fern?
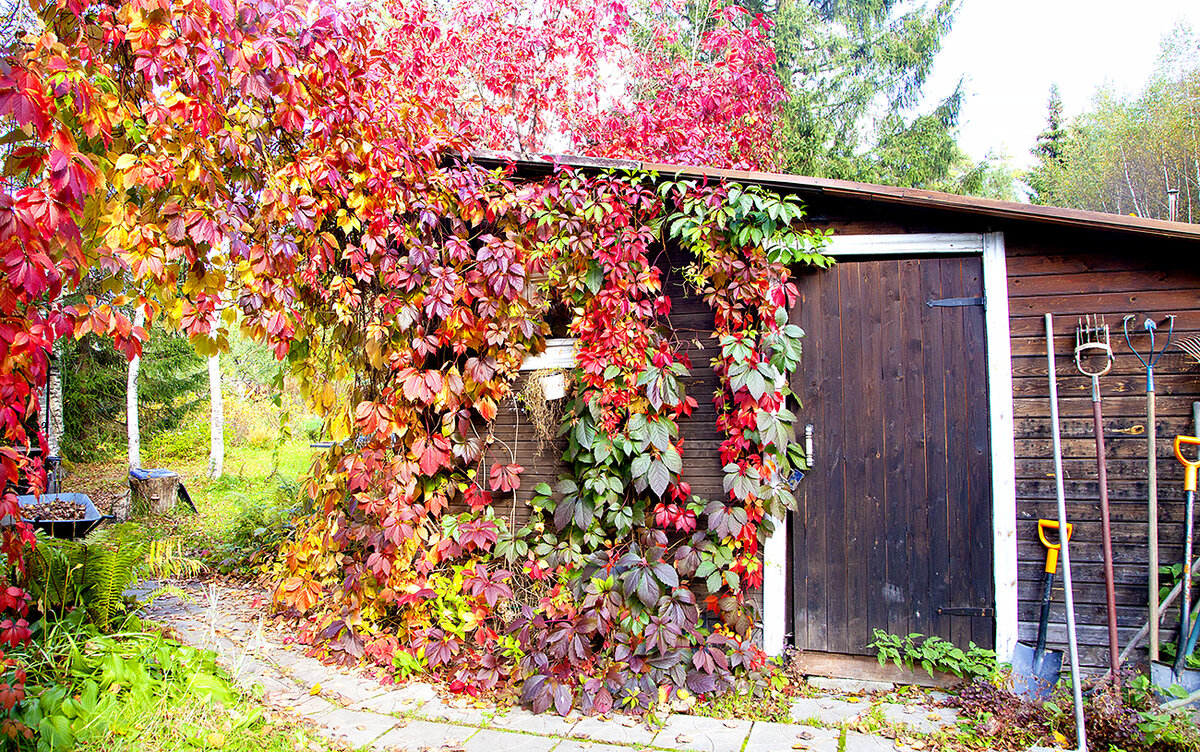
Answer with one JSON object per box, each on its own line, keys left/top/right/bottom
{"left": 21, "top": 523, "right": 204, "bottom": 631}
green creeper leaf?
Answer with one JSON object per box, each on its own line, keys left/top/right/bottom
{"left": 661, "top": 445, "right": 682, "bottom": 474}
{"left": 647, "top": 460, "right": 671, "bottom": 496}
{"left": 648, "top": 419, "right": 671, "bottom": 452}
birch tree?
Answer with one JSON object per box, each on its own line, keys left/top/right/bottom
{"left": 207, "top": 352, "right": 223, "bottom": 479}
{"left": 127, "top": 306, "right": 145, "bottom": 468}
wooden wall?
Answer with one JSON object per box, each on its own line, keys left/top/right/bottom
{"left": 1004, "top": 226, "right": 1200, "bottom": 672}
{"left": 491, "top": 184, "right": 1200, "bottom": 675}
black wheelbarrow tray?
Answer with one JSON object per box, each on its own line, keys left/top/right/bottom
{"left": 5, "top": 493, "right": 111, "bottom": 539}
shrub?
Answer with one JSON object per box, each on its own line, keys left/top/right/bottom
{"left": 869, "top": 629, "right": 997, "bottom": 681}
{"left": 204, "top": 476, "right": 304, "bottom": 574}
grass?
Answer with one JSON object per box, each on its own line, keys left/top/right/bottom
{"left": 15, "top": 611, "right": 342, "bottom": 752}
{"left": 690, "top": 689, "right": 794, "bottom": 723}
{"left": 60, "top": 428, "right": 318, "bottom": 571}
{"left": 76, "top": 684, "right": 333, "bottom": 752}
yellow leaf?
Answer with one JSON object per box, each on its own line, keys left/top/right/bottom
{"left": 206, "top": 732, "right": 227, "bottom": 748}
{"left": 114, "top": 153, "right": 137, "bottom": 171}
{"left": 309, "top": 683, "right": 321, "bottom": 696}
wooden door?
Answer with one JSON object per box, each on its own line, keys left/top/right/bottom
{"left": 790, "top": 256, "right": 994, "bottom": 657}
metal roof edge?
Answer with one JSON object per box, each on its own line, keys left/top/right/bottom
{"left": 465, "top": 150, "right": 1200, "bottom": 242}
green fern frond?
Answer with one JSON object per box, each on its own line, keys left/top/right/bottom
{"left": 141, "top": 538, "right": 204, "bottom": 580}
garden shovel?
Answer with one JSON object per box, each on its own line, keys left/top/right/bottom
{"left": 1013, "top": 519, "right": 1072, "bottom": 701}
{"left": 1151, "top": 435, "right": 1200, "bottom": 694}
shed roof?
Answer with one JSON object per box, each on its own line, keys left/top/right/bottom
{"left": 471, "top": 151, "right": 1200, "bottom": 243}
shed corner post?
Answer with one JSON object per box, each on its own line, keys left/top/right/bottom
{"left": 762, "top": 514, "right": 787, "bottom": 656}
{"left": 983, "top": 230, "right": 1019, "bottom": 662}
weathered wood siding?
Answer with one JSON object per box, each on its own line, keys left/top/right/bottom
{"left": 1004, "top": 227, "right": 1200, "bottom": 672}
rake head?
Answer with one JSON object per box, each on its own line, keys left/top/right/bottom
{"left": 1178, "top": 335, "right": 1200, "bottom": 366}
{"left": 1075, "top": 314, "right": 1114, "bottom": 377}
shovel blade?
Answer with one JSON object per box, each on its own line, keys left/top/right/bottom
{"left": 1012, "top": 642, "right": 1063, "bottom": 701}
{"left": 1150, "top": 660, "right": 1200, "bottom": 700}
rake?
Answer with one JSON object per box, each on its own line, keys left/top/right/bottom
{"left": 1180, "top": 335, "right": 1200, "bottom": 367}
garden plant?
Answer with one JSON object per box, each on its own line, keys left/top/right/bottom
{"left": 0, "top": 0, "right": 834, "bottom": 740}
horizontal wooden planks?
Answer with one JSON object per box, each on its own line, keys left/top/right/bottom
{"left": 1004, "top": 226, "right": 1200, "bottom": 674}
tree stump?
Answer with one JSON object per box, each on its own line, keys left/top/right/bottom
{"left": 128, "top": 470, "right": 181, "bottom": 515}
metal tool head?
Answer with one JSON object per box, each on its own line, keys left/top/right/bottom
{"left": 1124, "top": 314, "right": 1177, "bottom": 371}
{"left": 1012, "top": 642, "right": 1064, "bottom": 701}
{"left": 1075, "top": 315, "right": 1114, "bottom": 377}
{"left": 1178, "top": 335, "right": 1200, "bottom": 367}
{"left": 1150, "top": 659, "right": 1200, "bottom": 696}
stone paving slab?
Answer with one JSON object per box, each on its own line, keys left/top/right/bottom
{"left": 490, "top": 708, "right": 580, "bottom": 737}
{"left": 791, "top": 697, "right": 867, "bottom": 725}
{"left": 841, "top": 732, "right": 901, "bottom": 752}
{"left": 372, "top": 718, "right": 478, "bottom": 751}
{"left": 569, "top": 716, "right": 660, "bottom": 747}
{"left": 551, "top": 740, "right": 639, "bottom": 752}
{"left": 313, "top": 670, "right": 392, "bottom": 705}
{"left": 744, "top": 721, "right": 840, "bottom": 752}
{"left": 314, "top": 706, "right": 401, "bottom": 747}
{"left": 808, "top": 677, "right": 894, "bottom": 694}
{"left": 877, "top": 702, "right": 959, "bottom": 733}
{"left": 140, "top": 584, "right": 967, "bottom": 752}
{"left": 461, "top": 728, "right": 559, "bottom": 752}
{"left": 420, "top": 697, "right": 490, "bottom": 725}
{"left": 652, "top": 714, "right": 752, "bottom": 752}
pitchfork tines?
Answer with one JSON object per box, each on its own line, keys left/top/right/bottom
{"left": 1075, "top": 315, "right": 1114, "bottom": 378}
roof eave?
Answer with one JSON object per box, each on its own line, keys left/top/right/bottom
{"left": 467, "top": 150, "right": 1200, "bottom": 243}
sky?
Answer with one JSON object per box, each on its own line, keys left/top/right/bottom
{"left": 923, "top": 0, "right": 1200, "bottom": 170}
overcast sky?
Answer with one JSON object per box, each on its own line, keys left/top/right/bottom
{"left": 923, "top": 0, "right": 1200, "bottom": 169}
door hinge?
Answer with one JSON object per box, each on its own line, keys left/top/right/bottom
{"left": 927, "top": 296, "right": 985, "bottom": 308}
{"left": 926, "top": 293, "right": 984, "bottom": 305}
{"left": 936, "top": 606, "right": 994, "bottom": 618}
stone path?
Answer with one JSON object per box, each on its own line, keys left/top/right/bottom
{"left": 140, "top": 582, "right": 964, "bottom": 752}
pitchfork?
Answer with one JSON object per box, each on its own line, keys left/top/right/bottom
{"left": 1126, "top": 314, "right": 1176, "bottom": 662}
{"left": 1076, "top": 315, "right": 1120, "bottom": 681}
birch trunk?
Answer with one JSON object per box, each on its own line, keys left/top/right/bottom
{"left": 207, "top": 352, "right": 223, "bottom": 479}
{"left": 127, "top": 307, "right": 145, "bottom": 468}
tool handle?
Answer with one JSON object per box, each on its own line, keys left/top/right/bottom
{"left": 1037, "top": 519, "right": 1072, "bottom": 574}
{"left": 1175, "top": 435, "right": 1200, "bottom": 493}
{"left": 1035, "top": 571, "right": 1056, "bottom": 658}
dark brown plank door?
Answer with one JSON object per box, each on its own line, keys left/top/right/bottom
{"left": 791, "top": 256, "right": 995, "bottom": 657}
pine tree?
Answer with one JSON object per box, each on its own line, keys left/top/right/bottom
{"left": 1025, "top": 84, "right": 1068, "bottom": 204}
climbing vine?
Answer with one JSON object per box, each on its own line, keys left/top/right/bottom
{"left": 0, "top": 0, "right": 825, "bottom": 732}
{"left": 267, "top": 169, "right": 830, "bottom": 714}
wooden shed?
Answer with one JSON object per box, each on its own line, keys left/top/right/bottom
{"left": 477, "top": 152, "right": 1200, "bottom": 679}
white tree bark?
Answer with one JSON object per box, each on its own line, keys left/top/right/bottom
{"left": 207, "top": 352, "right": 223, "bottom": 479}
{"left": 127, "top": 307, "right": 146, "bottom": 468}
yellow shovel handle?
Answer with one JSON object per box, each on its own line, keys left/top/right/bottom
{"left": 1037, "top": 519, "right": 1072, "bottom": 574}
{"left": 1176, "top": 435, "right": 1200, "bottom": 493}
